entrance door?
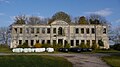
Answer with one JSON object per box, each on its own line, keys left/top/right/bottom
{"left": 58, "top": 39, "right": 63, "bottom": 45}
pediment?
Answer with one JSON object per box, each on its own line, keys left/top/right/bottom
{"left": 51, "top": 20, "right": 68, "bottom": 25}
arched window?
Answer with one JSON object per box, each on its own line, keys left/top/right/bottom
{"left": 58, "top": 27, "right": 63, "bottom": 35}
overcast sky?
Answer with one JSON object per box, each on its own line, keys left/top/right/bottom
{"left": 0, "top": 0, "right": 120, "bottom": 27}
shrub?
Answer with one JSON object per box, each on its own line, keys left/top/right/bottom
{"left": 64, "top": 43, "right": 70, "bottom": 48}
{"left": 91, "top": 43, "right": 99, "bottom": 50}
{"left": 112, "top": 43, "right": 120, "bottom": 51}
{"left": 86, "top": 43, "right": 90, "bottom": 48}
{"left": 17, "top": 44, "right": 23, "bottom": 48}
{"left": 17, "top": 42, "right": 29, "bottom": 48}
{"left": 42, "top": 44, "right": 51, "bottom": 48}
{"left": 79, "top": 43, "right": 87, "bottom": 48}
{"left": 34, "top": 43, "right": 42, "bottom": 48}
{"left": 52, "top": 44, "right": 63, "bottom": 51}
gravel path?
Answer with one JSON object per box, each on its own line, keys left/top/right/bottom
{"left": 50, "top": 53, "right": 110, "bottom": 67}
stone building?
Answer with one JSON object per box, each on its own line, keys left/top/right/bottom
{"left": 10, "top": 20, "right": 109, "bottom": 49}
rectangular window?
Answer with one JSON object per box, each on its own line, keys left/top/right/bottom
{"left": 53, "top": 40, "right": 56, "bottom": 44}
{"left": 76, "top": 40, "right": 79, "bottom": 46}
{"left": 81, "top": 40, "right": 84, "bottom": 44}
{"left": 47, "top": 40, "right": 50, "bottom": 44}
{"left": 14, "top": 28, "right": 17, "bottom": 33}
{"left": 64, "top": 40, "right": 68, "bottom": 45}
{"left": 36, "top": 28, "right": 39, "bottom": 34}
{"left": 42, "top": 28, "right": 45, "bottom": 34}
{"left": 81, "top": 28, "right": 84, "bottom": 34}
{"left": 103, "top": 28, "right": 106, "bottom": 34}
{"left": 92, "top": 40, "right": 96, "bottom": 45}
{"left": 19, "top": 40, "right": 22, "bottom": 45}
{"left": 42, "top": 40, "right": 45, "bottom": 44}
{"left": 86, "top": 28, "right": 89, "bottom": 34}
{"left": 53, "top": 28, "right": 56, "bottom": 34}
{"left": 75, "top": 28, "right": 79, "bottom": 34}
{"left": 71, "top": 40, "right": 74, "bottom": 46}
{"left": 86, "top": 40, "right": 90, "bottom": 44}
{"left": 25, "top": 40, "right": 28, "bottom": 44}
{"left": 31, "top": 40, "right": 34, "bottom": 46}
{"left": 26, "top": 28, "right": 29, "bottom": 34}
{"left": 31, "top": 28, "right": 34, "bottom": 34}
{"left": 92, "top": 28, "right": 95, "bottom": 34}
{"left": 47, "top": 28, "right": 50, "bottom": 34}
{"left": 20, "top": 28, "right": 22, "bottom": 34}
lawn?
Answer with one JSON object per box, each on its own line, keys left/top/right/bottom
{"left": 102, "top": 56, "right": 120, "bottom": 67}
{"left": 0, "top": 55, "right": 72, "bottom": 67}
{"left": 93, "top": 49, "right": 120, "bottom": 53}
{"left": 0, "top": 45, "right": 12, "bottom": 53}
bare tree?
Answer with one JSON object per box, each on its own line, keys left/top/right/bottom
{"left": 14, "top": 15, "right": 27, "bottom": 24}
{"left": 109, "top": 26, "right": 120, "bottom": 44}
{"left": 0, "top": 27, "right": 10, "bottom": 45}
{"left": 73, "top": 16, "right": 80, "bottom": 24}
{"left": 87, "top": 14, "right": 108, "bottom": 24}
{"left": 27, "top": 16, "right": 48, "bottom": 25}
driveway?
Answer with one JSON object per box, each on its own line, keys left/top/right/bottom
{"left": 50, "top": 53, "right": 110, "bottom": 67}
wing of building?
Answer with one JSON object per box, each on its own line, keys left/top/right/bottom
{"left": 10, "top": 20, "right": 109, "bottom": 49}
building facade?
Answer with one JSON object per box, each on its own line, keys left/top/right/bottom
{"left": 10, "top": 20, "right": 109, "bottom": 49}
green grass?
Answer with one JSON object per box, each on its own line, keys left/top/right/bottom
{"left": 0, "top": 47, "right": 12, "bottom": 53}
{"left": 102, "top": 56, "right": 120, "bottom": 67}
{"left": 93, "top": 49, "right": 120, "bottom": 53}
{"left": 0, "top": 55, "right": 72, "bottom": 67}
